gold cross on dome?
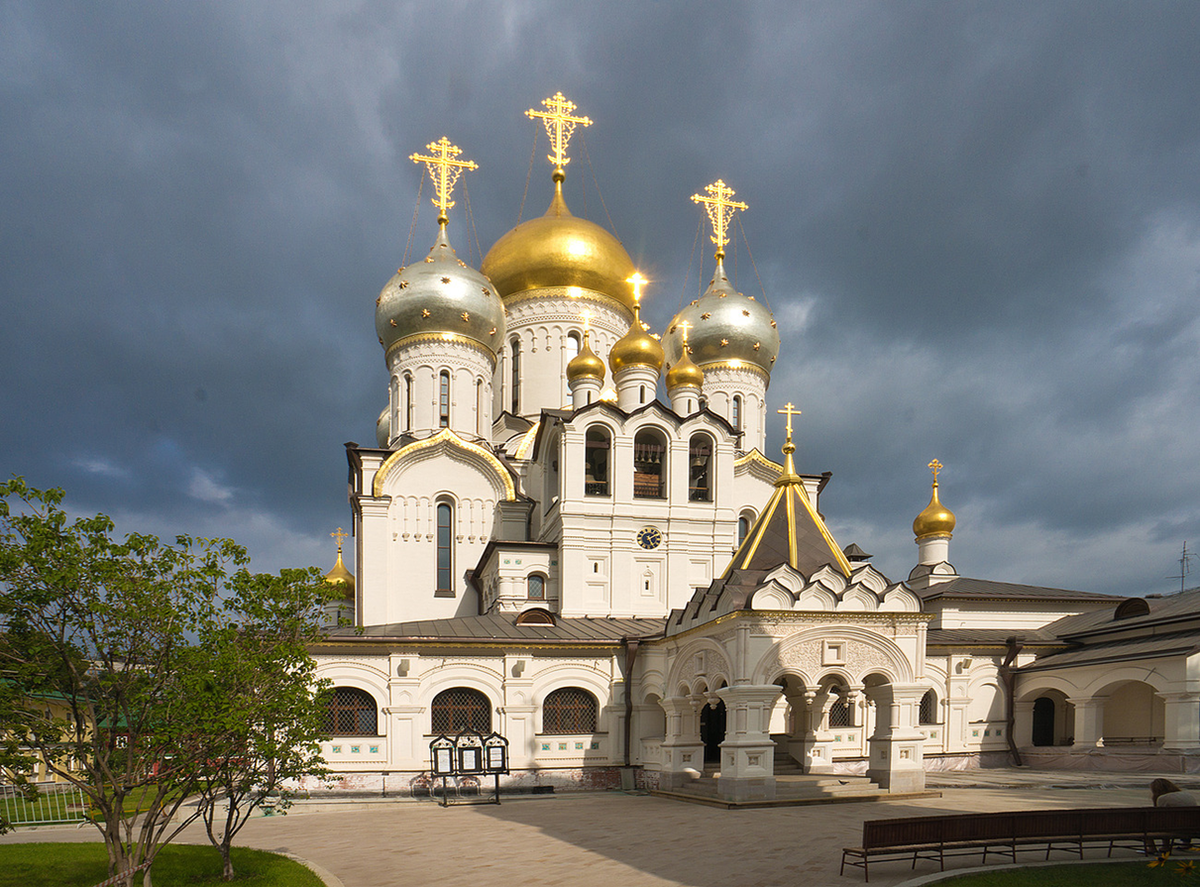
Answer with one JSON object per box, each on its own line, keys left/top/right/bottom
{"left": 409, "top": 137, "right": 478, "bottom": 226}
{"left": 331, "top": 527, "right": 349, "bottom": 555}
{"left": 777, "top": 402, "right": 801, "bottom": 439}
{"left": 627, "top": 272, "right": 647, "bottom": 305}
{"left": 928, "top": 459, "right": 943, "bottom": 483}
{"left": 526, "top": 91, "right": 592, "bottom": 170}
{"left": 678, "top": 320, "right": 692, "bottom": 345}
{"left": 691, "top": 180, "right": 748, "bottom": 260}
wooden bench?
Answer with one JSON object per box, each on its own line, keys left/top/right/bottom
{"left": 840, "top": 806, "right": 1200, "bottom": 881}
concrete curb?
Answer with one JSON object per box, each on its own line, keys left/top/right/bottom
{"left": 281, "top": 850, "right": 346, "bottom": 887}
{"left": 893, "top": 856, "right": 1142, "bottom": 886}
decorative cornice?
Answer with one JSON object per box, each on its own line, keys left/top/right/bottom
{"left": 734, "top": 449, "right": 784, "bottom": 474}
{"left": 385, "top": 331, "right": 497, "bottom": 363}
{"left": 372, "top": 428, "right": 516, "bottom": 499}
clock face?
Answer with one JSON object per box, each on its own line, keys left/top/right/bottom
{"left": 636, "top": 526, "right": 663, "bottom": 550}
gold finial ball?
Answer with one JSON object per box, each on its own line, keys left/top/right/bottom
{"left": 913, "top": 475, "right": 957, "bottom": 539}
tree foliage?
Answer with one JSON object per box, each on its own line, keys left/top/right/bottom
{"left": 0, "top": 480, "right": 334, "bottom": 885}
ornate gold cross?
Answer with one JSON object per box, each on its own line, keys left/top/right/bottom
{"left": 331, "top": 527, "right": 349, "bottom": 555}
{"left": 777, "top": 402, "right": 801, "bottom": 439}
{"left": 928, "top": 459, "right": 943, "bottom": 483}
{"left": 678, "top": 320, "right": 692, "bottom": 345}
{"left": 409, "top": 137, "right": 478, "bottom": 226}
{"left": 691, "top": 179, "right": 748, "bottom": 260}
{"left": 627, "top": 272, "right": 647, "bottom": 305}
{"left": 526, "top": 91, "right": 592, "bottom": 169}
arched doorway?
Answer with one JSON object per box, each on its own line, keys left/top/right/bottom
{"left": 700, "top": 699, "right": 726, "bottom": 764}
{"left": 1032, "top": 696, "right": 1056, "bottom": 747}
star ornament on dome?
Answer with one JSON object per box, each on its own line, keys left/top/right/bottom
{"left": 409, "top": 137, "right": 478, "bottom": 227}
{"left": 691, "top": 180, "right": 747, "bottom": 260}
{"left": 527, "top": 92, "right": 592, "bottom": 170}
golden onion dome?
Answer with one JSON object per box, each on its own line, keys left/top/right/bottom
{"left": 375, "top": 228, "right": 506, "bottom": 360}
{"left": 375, "top": 405, "right": 390, "bottom": 448}
{"left": 324, "top": 549, "right": 356, "bottom": 600}
{"left": 566, "top": 329, "right": 606, "bottom": 384}
{"left": 662, "top": 260, "right": 780, "bottom": 376}
{"left": 609, "top": 301, "right": 664, "bottom": 374}
{"left": 481, "top": 172, "right": 638, "bottom": 311}
{"left": 913, "top": 482, "right": 957, "bottom": 539}
{"left": 665, "top": 344, "right": 704, "bottom": 391}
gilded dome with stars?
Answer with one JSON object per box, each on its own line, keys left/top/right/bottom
{"left": 375, "top": 228, "right": 507, "bottom": 360}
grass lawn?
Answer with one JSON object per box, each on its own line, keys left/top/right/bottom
{"left": 936, "top": 860, "right": 1188, "bottom": 885}
{"left": 0, "top": 843, "right": 326, "bottom": 887}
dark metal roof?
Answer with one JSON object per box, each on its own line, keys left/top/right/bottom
{"left": 1043, "top": 587, "right": 1200, "bottom": 640}
{"left": 321, "top": 613, "right": 666, "bottom": 645}
{"left": 927, "top": 628, "right": 1061, "bottom": 646}
{"left": 916, "top": 576, "right": 1115, "bottom": 603}
{"left": 1019, "top": 630, "right": 1200, "bottom": 671}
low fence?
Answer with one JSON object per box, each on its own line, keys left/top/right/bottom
{"left": 0, "top": 781, "right": 88, "bottom": 826}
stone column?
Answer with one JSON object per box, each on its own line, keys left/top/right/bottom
{"left": 715, "top": 684, "right": 782, "bottom": 802}
{"left": 1012, "top": 700, "right": 1035, "bottom": 749}
{"left": 805, "top": 688, "right": 835, "bottom": 773}
{"left": 658, "top": 696, "right": 705, "bottom": 791}
{"left": 1067, "top": 697, "right": 1105, "bottom": 749}
{"left": 1159, "top": 692, "right": 1200, "bottom": 750}
{"left": 866, "top": 683, "right": 927, "bottom": 793}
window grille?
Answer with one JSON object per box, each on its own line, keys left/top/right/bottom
{"left": 439, "top": 371, "right": 451, "bottom": 427}
{"left": 543, "top": 688, "right": 598, "bottom": 734}
{"left": 829, "top": 690, "right": 852, "bottom": 728}
{"left": 527, "top": 575, "right": 545, "bottom": 600}
{"left": 326, "top": 687, "right": 378, "bottom": 735}
{"left": 919, "top": 690, "right": 938, "bottom": 725}
{"left": 431, "top": 688, "right": 492, "bottom": 734}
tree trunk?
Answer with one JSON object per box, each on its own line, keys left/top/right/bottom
{"left": 220, "top": 840, "right": 235, "bottom": 881}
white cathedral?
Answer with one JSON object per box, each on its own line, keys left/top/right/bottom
{"left": 311, "top": 94, "right": 1200, "bottom": 802}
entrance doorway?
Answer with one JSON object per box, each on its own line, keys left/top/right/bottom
{"left": 1032, "top": 696, "right": 1055, "bottom": 747}
{"left": 700, "top": 700, "right": 726, "bottom": 764}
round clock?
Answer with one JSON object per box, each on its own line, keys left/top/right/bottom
{"left": 636, "top": 526, "right": 663, "bottom": 550}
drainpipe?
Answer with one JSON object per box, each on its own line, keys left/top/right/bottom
{"left": 621, "top": 637, "right": 642, "bottom": 767}
{"left": 1000, "top": 635, "right": 1024, "bottom": 767}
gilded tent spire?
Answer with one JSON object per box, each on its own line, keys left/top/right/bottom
{"left": 776, "top": 402, "right": 802, "bottom": 483}
{"left": 409, "top": 137, "right": 478, "bottom": 229}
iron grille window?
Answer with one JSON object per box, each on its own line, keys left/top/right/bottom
{"left": 326, "top": 687, "right": 378, "bottom": 735}
{"left": 527, "top": 575, "right": 545, "bottom": 600}
{"left": 431, "top": 688, "right": 491, "bottom": 734}
{"left": 542, "top": 687, "right": 598, "bottom": 734}
{"left": 439, "top": 371, "right": 451, "bottom": 427}
{"left": 920, "top": 690, "right": 938, "bottom": 725}
{"left": 829, "top": 690, "right": 852, "bottom": 728}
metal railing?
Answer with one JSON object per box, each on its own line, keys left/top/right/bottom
{"left": 0, "top": 781, "right": 88, "bottom": 826}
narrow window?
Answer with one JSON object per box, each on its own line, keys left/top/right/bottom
{"left": 436, "top": 501, "right": 454, "bottom": 594}
{"left": 919, "top": 690, "right": 938, "bottom": 725}
{"left": 633, "top": 428, "right": 667, "bottom": 499}
{"left": 527, "top": 574, "right": 545, "bottom": 600}
{"left": 439, "top": 371, "right": 450, "bottom": 428}
{"left": 738, "top": 514, "right": 752, "bottom": 546}
{"left": 688, "top": 434, "right": 712, "bottom": 502}
{"left": 431, "top": 688, "right": 491, "bottom": 734}
{"left": 640, "top": 384, "right": 646, "bottom": 404}
{"left": 543, "top": 688, "right": 598, "bottom": 734}
{"left": 404, "top": 374, "right": 413, "bottom": 431}
{"left": 510, "top": 337, "right": 521, "bottom": 414}
{"left": 732, "top": 395, "right": 742, "bottom": 431}
{"left": 566, "top": 331, "right": 581, "bottom": 359}
{"left": 699, "top": 396, "right": 708, "bottom": 412}
{"left": 475, "top": 378, "right": 483, "bottom": 435}
{"left": 585, "top": 426, "right": 610, "bottom": 496}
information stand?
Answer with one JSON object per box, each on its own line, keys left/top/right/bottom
{"left": 429, "top": 730, "right": 509, "bottom": 807}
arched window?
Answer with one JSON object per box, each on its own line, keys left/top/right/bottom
{"left": 640, "top": 384, "right": 647, "bottom": 404}
{"left": 633, "top": 428, "right": 667, "bottom": 499}
{"left": 439, "top": 371, "right": 451, "bottom": 427}
{"left": 738, "top": 512, "right": 753, "bottom": 546}
{"left": 510, "top": 337, "right": 521, "bottom": 414}
{"left": 436, "top": 501, "right": 454, "bottom": 595}
{"left": 543, "top": 688, "right": 598, "bottom": 734}
{"left": 699, "top": 396, "right": 708, "bottom": 412}
{"left": 732, "top": 394, "right": 742, "bottom": 431}
{"left": 326, "top": 687, "right": 378, "bottom": 736}
{"left": 919, "top": 689, "right": 938, "bottom": 725}
{"left": 527, "top": 574, "right": 545, "bottom": 600}
{"left": 404, "top": 374, "right": 413, "bottom": 431}
{"left": 829, "top": 687, "right": 852, "bottom": 728}
{"left": 566, "top": 331, "right": 581, "bottom": 359}
{"left": 688, "top": 434, "right": 713, "bottom": 502}
{"left": 585, "top": 426, "right": 610, "bottom": 496}
{"left": 475, "top": 378, "right": 484, "bottom": 435}
{"left": 431, "top": 688, "right": 491, "bottom": 734}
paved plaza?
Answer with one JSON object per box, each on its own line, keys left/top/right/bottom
{"left": 0, "top": 771, "right": 1188, "bottom": 887}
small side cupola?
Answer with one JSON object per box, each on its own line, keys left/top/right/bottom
{"left": 665, "top": 320, "right": 704, "bottom": 416}
{"left": 913, "top": 458, "right": 957, "bottom": 569}
{"left": 609, "top": 273, "right": 663, "bottom": 411}
{"left": 567, "top": 324, "right": 606, "bottom": 408}
{"left": 323, "top": 528, "right": 356, "bottom": 625}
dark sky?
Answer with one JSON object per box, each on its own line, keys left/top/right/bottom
{"left": 4, "top": 1, "right": 1200, "bottom": 596}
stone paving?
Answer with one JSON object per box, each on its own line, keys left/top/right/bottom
{"left": 0, "top": 773, "right": 1188, "bottom": 887}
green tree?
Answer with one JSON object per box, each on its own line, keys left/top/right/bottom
{"left": 182, "top": 568, "right": 332, "bottom": 881}
{"left": 0, "top": 480, "right": 335, "bottom": 886}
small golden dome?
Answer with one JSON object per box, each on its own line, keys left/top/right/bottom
{"left": 609, "top": 301, "right": 664, "bottom": 374}
{"left": 566, "top": 329, "right": 606, "bottom": 384}
{"left": 665, "top": 347, "right": 704, "bottom": 390}
{"left": 481, "top": 172, "right": 637, "bottom": 311}
{"left": 324, "top": 550, "right": 356, "bottom": 599}
{"left": 913, "top": 482, "right": 956, "bottom": 539}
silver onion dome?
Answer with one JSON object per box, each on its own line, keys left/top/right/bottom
{"left": 376, "top": 405, "right": 390, "bottom": 448}
{"left": 662, "top": 261, "right": 779, "bottom": 376}
{"left": 375, "top": 229, "right": 507, "bottom": 360}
